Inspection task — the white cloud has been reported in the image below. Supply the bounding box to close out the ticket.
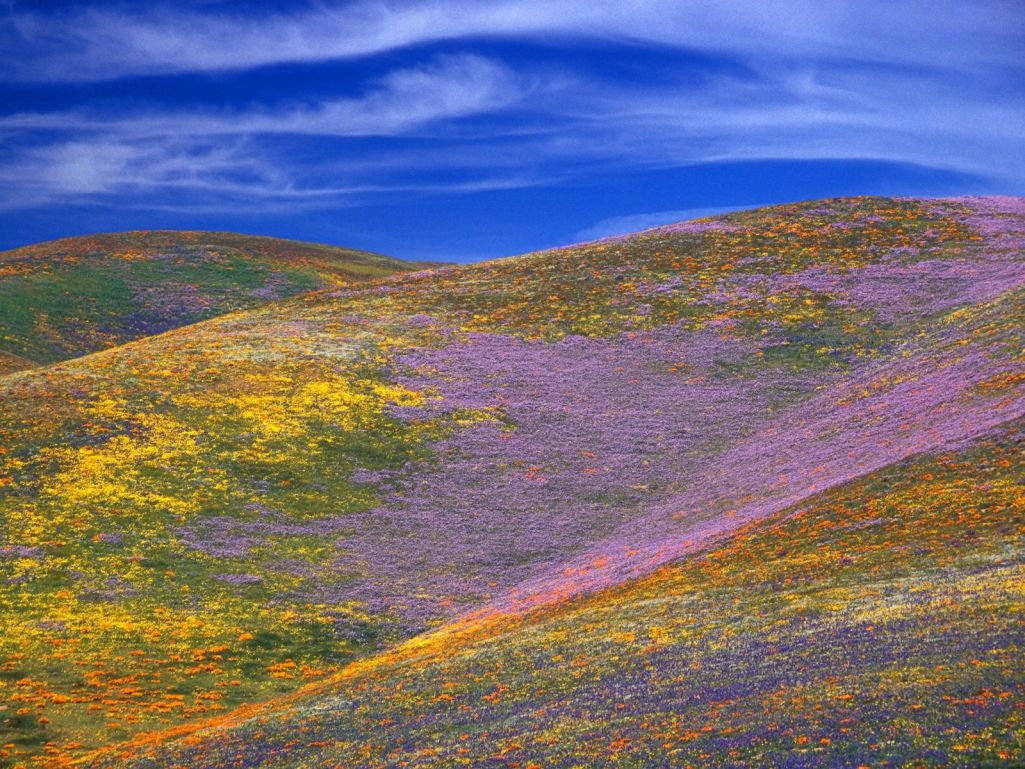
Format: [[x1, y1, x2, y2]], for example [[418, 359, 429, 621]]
[[2, 0, 1022, 82], [532, 63, 1025, 185], [0, 1, 1020, 212], [0, 131, 543, 212], [0, 138, 280, 208], [0, 54, 530, 138], [0, 53, 541, 209], [573, 206, 759, 242]]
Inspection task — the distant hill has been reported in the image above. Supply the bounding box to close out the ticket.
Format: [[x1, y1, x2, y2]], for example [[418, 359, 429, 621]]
[[0, 230, 416, 367], [0, 197, 1023, 768]]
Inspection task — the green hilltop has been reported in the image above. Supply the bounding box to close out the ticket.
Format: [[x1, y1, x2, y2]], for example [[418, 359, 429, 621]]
[[0, 230, 417, 368]]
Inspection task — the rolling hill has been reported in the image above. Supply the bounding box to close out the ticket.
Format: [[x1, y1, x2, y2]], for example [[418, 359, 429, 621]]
[[1, 196, 1023, 768], [0, 230, 416, 368], [94, 396, 1025, 769]]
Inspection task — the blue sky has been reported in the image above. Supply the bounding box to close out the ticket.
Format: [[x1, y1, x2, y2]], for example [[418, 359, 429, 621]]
[[1, 1, 1023, 261]]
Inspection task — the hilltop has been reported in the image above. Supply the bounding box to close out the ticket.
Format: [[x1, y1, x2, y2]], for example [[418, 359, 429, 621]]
[[0, 197, 1023, 767], [0, 230, 416, 368]]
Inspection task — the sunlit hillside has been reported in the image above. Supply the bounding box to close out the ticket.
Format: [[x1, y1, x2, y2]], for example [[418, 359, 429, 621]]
[[1, 197, 1023, 768], [98, 394, 1025, 769]]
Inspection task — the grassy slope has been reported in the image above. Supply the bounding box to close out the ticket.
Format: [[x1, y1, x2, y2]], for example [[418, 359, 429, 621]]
[[101, 402, 1025, 769], [0, 230, 415, 367], [1, 197, 1023, 767]]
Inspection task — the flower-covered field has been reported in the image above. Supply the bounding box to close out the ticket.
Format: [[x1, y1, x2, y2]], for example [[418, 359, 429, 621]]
[[97, 401, 1025, 769], [0, 230, 415, 366], [1, 197, 1024, 767]]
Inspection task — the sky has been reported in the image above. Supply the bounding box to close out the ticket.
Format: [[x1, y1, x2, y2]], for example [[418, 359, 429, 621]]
[[1, 1, 1023, 261]]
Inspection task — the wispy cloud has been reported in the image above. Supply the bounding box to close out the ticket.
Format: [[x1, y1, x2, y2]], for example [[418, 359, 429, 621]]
[[0, 53, 540, 208], [0, 53, 531, 137], [551, 65, 1025, 183], [3, 0, 1023, 82], [573, 206, 759, 242], [0, 0, 1020, 219]]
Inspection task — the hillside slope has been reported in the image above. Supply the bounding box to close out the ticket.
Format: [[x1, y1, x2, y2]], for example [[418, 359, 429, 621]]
[[97, 403, 1025, 769], [1, 196, 1023, 767], [0, 230, 414, 367]]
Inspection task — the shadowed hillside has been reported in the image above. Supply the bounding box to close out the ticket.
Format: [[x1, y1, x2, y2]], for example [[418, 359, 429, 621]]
[[1, 197, 1023, 767], [0, 230, 415, 367]]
